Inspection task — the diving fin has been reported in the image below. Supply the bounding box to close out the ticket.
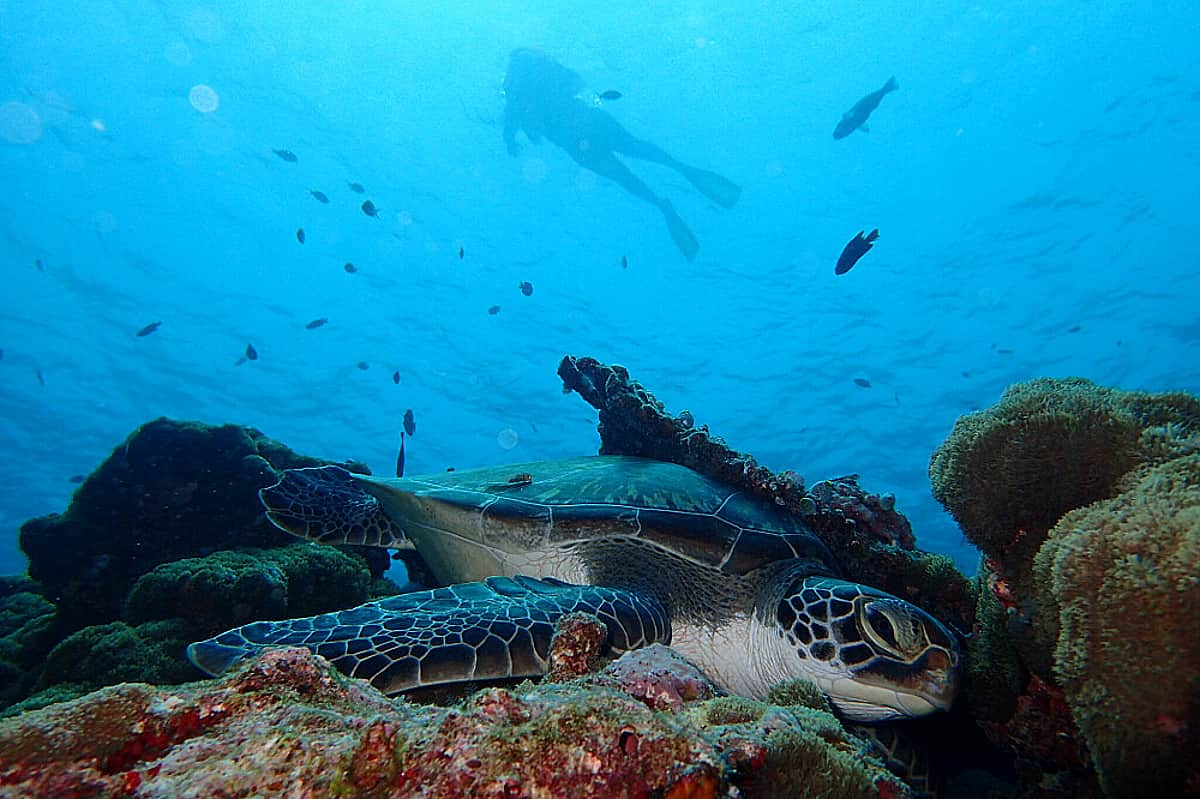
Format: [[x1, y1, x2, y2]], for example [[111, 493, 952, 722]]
[[661, 202, 699, 261], [681, 166, 742, 209]]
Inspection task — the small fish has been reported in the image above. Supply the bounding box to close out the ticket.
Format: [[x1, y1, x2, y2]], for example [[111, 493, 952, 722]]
[[361, 200, 379, 217], [245, 343, 259, 361], [305, 318, 328, 330], [488, 305, 501, 315], [833, 77, 898, 139], [518, 281, 533, 296], [392, 370, 400, 384], [0, 348, 4, 360], [348, 182, 365, 193], [403, 408, 416, 437], [620, 255, 628, 269], [1067, 325, 1082, 333], [136, 321, 162, 337], [296, 228, 306, 244], [356, 361, 370, 370], [853, 377, 872, 388], [310, 190, 329, 203], [69, 474, 85, 483], [34, 258, 43, 271], [458, 246, 465, 260], [961, 371, 971, 379], [996, 348, 1014, 355], [273, 149, 298, 162], [598, 90, 623, 100], [343, 262, 358, 273], [835, 229, 879, 275], [488, 472, 533, 490], [395, 432, 406, 477], [35, 367, 45, 386]]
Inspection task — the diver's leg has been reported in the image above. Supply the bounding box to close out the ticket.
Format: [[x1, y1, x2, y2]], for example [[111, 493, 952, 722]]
[[612, 132, 742, 210], [585, 152, 700, 261]]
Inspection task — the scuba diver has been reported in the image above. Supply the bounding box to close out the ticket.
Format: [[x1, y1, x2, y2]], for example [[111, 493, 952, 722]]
[[502, 48, 741, 261]]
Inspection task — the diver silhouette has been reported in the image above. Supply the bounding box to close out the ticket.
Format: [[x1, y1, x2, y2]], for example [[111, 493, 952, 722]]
[[502, 48, 741, 261]]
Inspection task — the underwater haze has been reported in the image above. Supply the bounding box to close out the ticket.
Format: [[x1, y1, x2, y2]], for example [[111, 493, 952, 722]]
[[2, 1, 1198, 576]]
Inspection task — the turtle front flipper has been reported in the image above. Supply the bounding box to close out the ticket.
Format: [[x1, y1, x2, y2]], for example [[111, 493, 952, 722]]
[[187, 576, 670, 693], [259, 465, 408, 548]]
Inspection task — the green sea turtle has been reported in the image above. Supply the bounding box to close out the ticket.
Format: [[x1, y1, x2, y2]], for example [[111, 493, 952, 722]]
[[188, 455, 960, 721]]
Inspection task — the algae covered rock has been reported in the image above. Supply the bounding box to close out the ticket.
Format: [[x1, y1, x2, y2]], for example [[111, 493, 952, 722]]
[[18, 418, 380, 628], [0, 645, 914, 799], [1032, 454, 1200, 797]]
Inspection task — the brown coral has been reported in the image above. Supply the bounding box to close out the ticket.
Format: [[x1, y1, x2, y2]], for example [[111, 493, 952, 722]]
[[1032, 454, 1200, 798]]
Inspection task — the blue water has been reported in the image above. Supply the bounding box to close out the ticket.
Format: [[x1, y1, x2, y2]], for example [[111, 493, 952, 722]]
[[2, 2, 1197, 577]]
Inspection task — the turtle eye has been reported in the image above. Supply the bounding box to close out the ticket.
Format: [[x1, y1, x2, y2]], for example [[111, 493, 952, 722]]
[[861, 601, 907, 657]]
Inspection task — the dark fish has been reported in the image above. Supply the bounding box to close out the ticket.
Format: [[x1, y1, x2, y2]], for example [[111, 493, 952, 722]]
[[996, 348, 1014, 355], [35, 367, 44, 385], [620, 255, 628, 269], [310, 190, 329, 203], [34, 258, 43, 271], [136, 321, 162, 337], [833, 77, 898, 139], [395, 432, 406, 477], [518, 281, 533, 296], [458, 246, 465, 260], [361, 200, 379, 217], [296, 228, 306, 244], [488, 305, 501, 315], [348, 182, 365, 193], [273, 149, 298, 162], [1067, 325, 1082, 333], [835, 229, 879, 275], [356, 361, 370, 370], [69, 474, 85, 483], [0, 348, 4, 360], [598, 90, 623, 100], [403, 408, 416, 437], [245, 343, 258, 361], [853, 377, 872, 388], [305, 318, 328, 330], [961, 371, 971, 378], [392, 370, 400, 384], [343, 262, 358, 273]]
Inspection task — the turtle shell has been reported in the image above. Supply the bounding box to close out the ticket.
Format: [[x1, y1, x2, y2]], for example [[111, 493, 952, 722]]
[[384, 455, 835, 577]]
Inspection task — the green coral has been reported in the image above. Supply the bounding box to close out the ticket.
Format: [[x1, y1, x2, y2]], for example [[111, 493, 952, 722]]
[[766, 677, 832, 713], [1032, 453, 1200, 798], [124, 543, 373, 633], [35, 619, 197, 692], [962, 560, 1026, 723], [929, 378, 1147, 559]]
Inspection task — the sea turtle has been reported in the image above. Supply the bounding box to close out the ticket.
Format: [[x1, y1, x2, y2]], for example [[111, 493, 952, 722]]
[[188, 455, 960, 721]]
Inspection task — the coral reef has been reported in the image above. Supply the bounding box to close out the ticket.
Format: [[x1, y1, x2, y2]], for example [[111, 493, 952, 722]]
[[1, 419, 401, 716], [1032, 454, 1200, 797], [18, 417, 383, 629], [0, 644, 911, 799], [558, 355, 974, 632], [929, 378, 1200, 798]]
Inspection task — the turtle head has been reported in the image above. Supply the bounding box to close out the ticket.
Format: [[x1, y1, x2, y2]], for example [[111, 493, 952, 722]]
[[772, 575, 960, 722]]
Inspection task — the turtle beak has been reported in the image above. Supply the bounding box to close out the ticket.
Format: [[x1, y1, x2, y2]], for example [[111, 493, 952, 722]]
[[903, 646, 959, 715]]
